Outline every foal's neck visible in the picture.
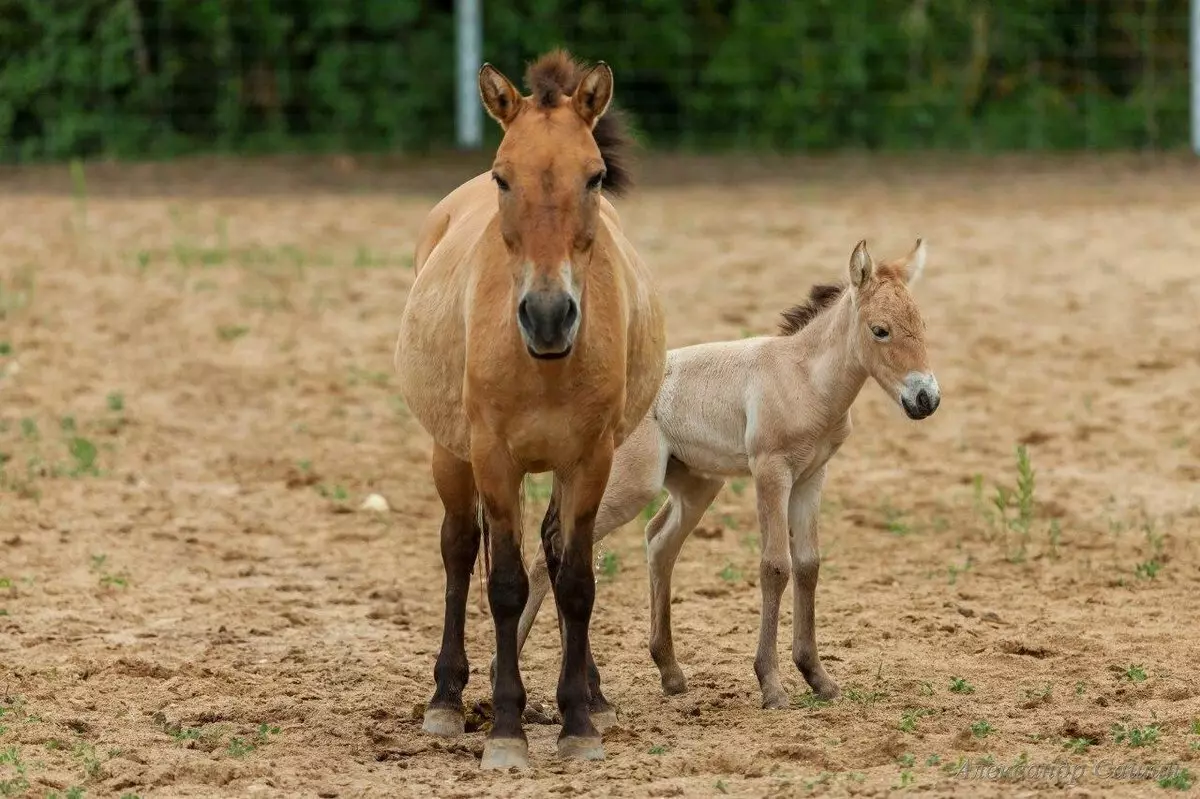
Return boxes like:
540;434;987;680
781;291;870;418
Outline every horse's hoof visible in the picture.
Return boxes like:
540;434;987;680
558;735;605;761
481;737;530;770
590;707;618;733
762;694;790;711
661;669;688;696
422;706;464;737
812;682;841;701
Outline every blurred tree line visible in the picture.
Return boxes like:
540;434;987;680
0;0;1190;162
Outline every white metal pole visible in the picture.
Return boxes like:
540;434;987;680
1192;0;1199;155
455;0;483;150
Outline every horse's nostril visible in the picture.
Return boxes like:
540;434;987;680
562;296;578;330
517;297;533;332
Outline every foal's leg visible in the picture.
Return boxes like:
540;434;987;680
788;467;839;700
647;462;724;695
471;434;530;770
422;444;481;737
548;439;616;760
750;457;796;710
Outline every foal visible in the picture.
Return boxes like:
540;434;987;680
394;50;666;769
518;239;940;710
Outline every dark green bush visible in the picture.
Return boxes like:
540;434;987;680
0;0;1189;162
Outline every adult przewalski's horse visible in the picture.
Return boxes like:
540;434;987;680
518;239;940;710
394;50;666;769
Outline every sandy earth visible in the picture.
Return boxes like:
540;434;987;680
1;154;1199;798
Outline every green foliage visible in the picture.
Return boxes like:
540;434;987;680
0;0;1190;161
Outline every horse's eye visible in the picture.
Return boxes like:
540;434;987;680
586;171;605;191
493;173;511;192
871;325;890;341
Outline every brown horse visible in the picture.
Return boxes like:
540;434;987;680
394;50;666;769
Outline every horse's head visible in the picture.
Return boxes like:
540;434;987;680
478;50;632;360
847;239;940;420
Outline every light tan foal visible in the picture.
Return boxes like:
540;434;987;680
517;239;940;709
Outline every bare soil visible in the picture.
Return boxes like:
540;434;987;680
2;154;1199;798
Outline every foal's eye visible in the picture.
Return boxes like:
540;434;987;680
492;173;511;192
871;325;891;341
586;171;605;191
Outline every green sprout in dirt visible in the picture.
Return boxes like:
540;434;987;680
0;745;30;796
1134;520;1166;579
718;562;741;582
596;550;619;581
975;445;1060;562
796;691;831;710
1122;664;1147;683
226;737;256;758
647;744;667;755
970;720;995;739
1160;768;1194;791
949;677;975;694
1111;721;1160;747
898;708;934;733
1063;736;1095;754
641;491;665;521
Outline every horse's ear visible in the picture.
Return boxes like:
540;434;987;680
479;64;522;128
572;62;613;128
901;238;927;286
849;239;874;288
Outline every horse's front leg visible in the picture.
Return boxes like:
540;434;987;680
536;492;618;732
471;433;530;770
548;437;614;760
750;457;795;710
788;466;839;700
422;444;481;737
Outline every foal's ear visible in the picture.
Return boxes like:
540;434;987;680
849;239;874;288
479;64;522;128
572;62;614;128
899;238;927;286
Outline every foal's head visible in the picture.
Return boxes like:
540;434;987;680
847;239;940;420
477;49;633;360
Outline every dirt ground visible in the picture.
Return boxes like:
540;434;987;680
2;153;1199;798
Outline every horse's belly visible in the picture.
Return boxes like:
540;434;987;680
394;294;471;462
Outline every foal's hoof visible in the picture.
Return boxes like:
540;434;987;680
481;737;530;770
422;706;464;737
590;707;619;733
558;735;605;761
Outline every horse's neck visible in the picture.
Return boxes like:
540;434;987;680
781;294;869;420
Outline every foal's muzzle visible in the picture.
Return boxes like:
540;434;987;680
517;289;580;359
900;372;941;420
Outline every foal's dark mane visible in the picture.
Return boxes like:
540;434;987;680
524;49;634;197
777;283;847;336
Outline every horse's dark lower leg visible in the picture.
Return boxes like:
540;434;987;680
424;510;480;733
552;508;601;753
485;522;529;756
541;496;613;726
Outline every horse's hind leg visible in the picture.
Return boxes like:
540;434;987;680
647;462;724;696
422;444;481;738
